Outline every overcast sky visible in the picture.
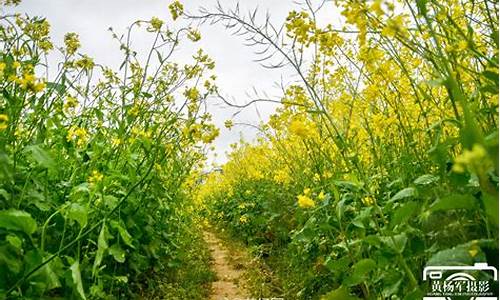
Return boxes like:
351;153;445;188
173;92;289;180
5;0;316;165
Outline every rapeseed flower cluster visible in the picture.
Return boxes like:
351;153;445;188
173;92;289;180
67;126;89;147
0;114;8;131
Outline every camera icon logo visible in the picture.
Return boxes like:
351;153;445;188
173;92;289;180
423;262;498;299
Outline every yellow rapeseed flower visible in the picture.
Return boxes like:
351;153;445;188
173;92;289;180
187;28;201;42
88;170;104;186
452;144;488;173
150;17;164;31
169;1;184;21
224;120;234;129
298;194;316;208
64;96;79;113
289;118;314;138
362;196;375;206
0;114;9;131
64;32;80;55
67;126;89;147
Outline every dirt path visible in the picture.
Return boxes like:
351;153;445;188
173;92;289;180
203;231;248;300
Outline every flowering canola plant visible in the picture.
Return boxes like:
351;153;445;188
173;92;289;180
195;0;499;298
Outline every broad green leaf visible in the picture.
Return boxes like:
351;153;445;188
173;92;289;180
66;203;88;228
110;221;135;249
71;183;90;195
481;193;499;226
382;270;404;298
27;190;51;211
293;226;315;243
0;245;22;273
5;234;22;250
70;261;87;300
414;174;439;185
381;233;408;253
93;223;109;277
390;187;417;202
324;255;350;274
391;201;418;228
0;209;37;235
343;258;377;286
403;288;426;300
0;189;9;200
363;235;381;247
24;145;56;170
321;286;360;300
109;244;126;263
23;250;61;292
103;195;118;209
352;207;372;229
40;258;61;291
429;194;477;212
426;240;492;267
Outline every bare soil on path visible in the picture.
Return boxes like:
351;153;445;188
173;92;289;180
203;231;249;300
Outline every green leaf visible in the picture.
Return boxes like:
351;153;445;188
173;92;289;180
429;194;477;212
22;250;61;292
414;174;439;185
66;203;88;228
70;261;87;300
6;234;22;250
482;69;499;84
110;221;135;249
70;183;90;195
352;207;372;228
27;190;51;211
336;199;347;222
0;189;9;201
324;255;350;274
391;202;418;228
0;209;37;235
390;187;417;202
382;271;403;298
40;257;62;291
343;258;377;286
333;180;361;191
426;240;491;267
381;233;408;253
363;235;381;247
0;245;23;273
403;288;425;300
481;193;498;226
114;276;128;283
109;244;126;263
321;286;360;300
93;223;109;276
24;145;56;170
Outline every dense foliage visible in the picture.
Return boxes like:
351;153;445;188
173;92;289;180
0;4;216;299
0;0;498;299
196;0;499;298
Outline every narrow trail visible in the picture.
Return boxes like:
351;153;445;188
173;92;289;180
203;231;249;300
